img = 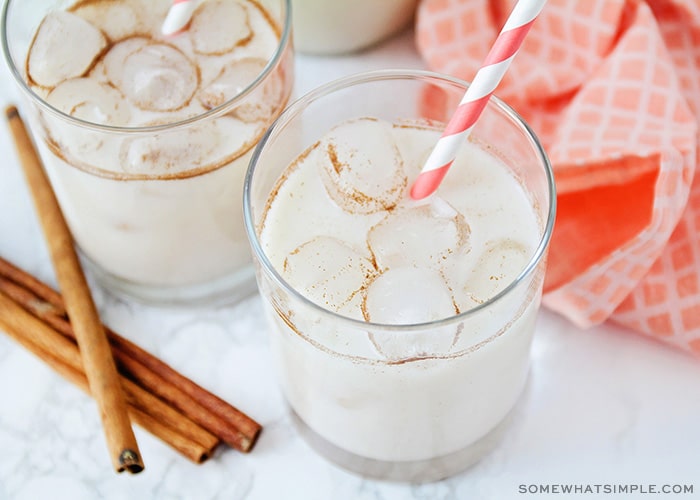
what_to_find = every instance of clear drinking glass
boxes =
[1,0,293,305]
[244,70,555,482]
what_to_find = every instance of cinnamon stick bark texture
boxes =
[0,291,218,463]
[5,106,144,473]
[0,256,262,452]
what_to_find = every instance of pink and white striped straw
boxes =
[410,0,548,200]
[162,0,197,36]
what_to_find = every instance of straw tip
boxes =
[410,176,440,200]
[409,184,431,201]
[161,26,187,37]
[409,163,452,200]
[161,0,196,36]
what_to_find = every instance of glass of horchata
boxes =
[244,70,556,482]
[1,0,293,305]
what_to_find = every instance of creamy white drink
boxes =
[256,116,545,469]
[11,0,293,302]
[291,0,418,54]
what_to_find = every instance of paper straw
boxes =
[410,0,547,200]
[162,0,197,36]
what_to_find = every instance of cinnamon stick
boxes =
[110,334,262,451]
[0,254,63,306]
[0,291,219,463]
[40,353,216,464]
[0,256,262,452]
[0,277,69,334]
[6,105,143,473]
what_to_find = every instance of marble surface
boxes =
[1,27,700,500]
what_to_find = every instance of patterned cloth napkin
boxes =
[415,0,700,355]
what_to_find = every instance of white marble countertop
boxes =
[1,28,700,500]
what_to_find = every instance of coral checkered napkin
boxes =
[416,0,700,355]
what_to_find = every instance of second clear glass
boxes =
[1,0,294,305]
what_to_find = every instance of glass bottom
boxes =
[83,255,258,307]
[289,404,517,483]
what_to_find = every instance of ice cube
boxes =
[198,57,279,123]
[27,11,107,88]
[364,267,459,360]
[72,1,143,41]
[234,70,284,124]
[198,58,283,123]
[463,238,532,303]
[119,120,219,175]
[283,236,376,315]
[42,78,129,165]
[46,77,130,125]
[102,37,148,82]
[319,118,407,214]
[189,0,251,55]
[199,59,264,109]
[368,198,470,271]
[107,42,198,112]
[363,267,457,324]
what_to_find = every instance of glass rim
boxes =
[244,68,557,332]
[0,0,292,134]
